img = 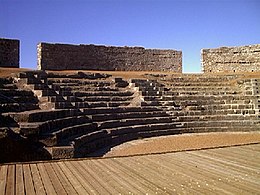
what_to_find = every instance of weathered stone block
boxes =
[202,44,260,73]
[37,42,182,72]
[0,38,19,68]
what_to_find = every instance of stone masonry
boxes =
[37,42,182,72]
[0,38,20,68]
[201,44,260,73]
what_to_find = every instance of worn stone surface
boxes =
[37,43,182,72]
[201,44,260,73]
[0,38,19,68]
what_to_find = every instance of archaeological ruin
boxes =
[0,40,260,163]
[37,42,182,72]
[0,38,20,68]
[202,44,260,73]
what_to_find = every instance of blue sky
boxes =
[1,0,260,72]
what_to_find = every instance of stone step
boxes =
[160,81,232,87]
[18,70,47,79]
[49,81,112,87]
[163,91,242,96]
[52,85,120,92]
[54,101,131,109]
[141,91,163,96]
[136,128,182,139]
[7,109,81,122]
[18,77,44,85]
[183,120,260,128]
[0,103,39,113]
[81,106,162,115]
[166,88,241,93]
[98,116,177,129]
[80,96,133,102]
[140,101,179,107]
[141,101,162,106]
[167,95,258,101]
[110,128,182,147]
[19,115,91,136]
[143,95,257,102]
[91,110,170,121]
[182,104,255,111]
[44,145,74,159]
[43,95,133,103]
[178,114,258,122]
[47,78,112,85]
[174,100,257,108]
[1,84,17,89]
[40,123,98,146]
[0,95,38,103]
[36,89,59,97]
[66,90,134,97]
[0,89,35,96]
[131,79,161,86]
[106,122,181,136]
[0,78,13,85]
[171,109,257,116]
[137,86,166,91]
[181,126,260,134]
[73,138,110,157]
[0,115,18,128]
[160,77,236,82]
[28,83,50,90]
[163,86,235,91]
[72,130,108,149]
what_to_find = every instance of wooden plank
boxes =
[63,161,97,194]
[5,165,15,195]
[0,165,8,195]
[70,160,110,194]
[93,159,145,194]
[37,163,57,195]
[44,163,67,195]
[57,161,88,195]
[77,160,118,194]
[30,164,46,195]
[23,164,36,195]
[51,163,77,195]
[15,164,25,195]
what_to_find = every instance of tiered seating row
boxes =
[132,75,260,134]
[5,71,181,159]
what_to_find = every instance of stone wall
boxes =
[201,44,260,73]
[0,38,19,68]
[37,43,182,72]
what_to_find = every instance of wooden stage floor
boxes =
[0,144,259,194]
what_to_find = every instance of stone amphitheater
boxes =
[0,38,260,164]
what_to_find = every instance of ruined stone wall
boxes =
[37,43,182,72]
[0,38,19,68]
[201,44,260,73]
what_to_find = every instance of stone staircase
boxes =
[0,77,39,129]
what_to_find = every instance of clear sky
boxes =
[1,0,260,72]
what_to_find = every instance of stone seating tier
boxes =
[1,70,259,161]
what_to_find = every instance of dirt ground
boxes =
[0,67,30,77]
[2,67,260,79]
[104,131,260,157]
